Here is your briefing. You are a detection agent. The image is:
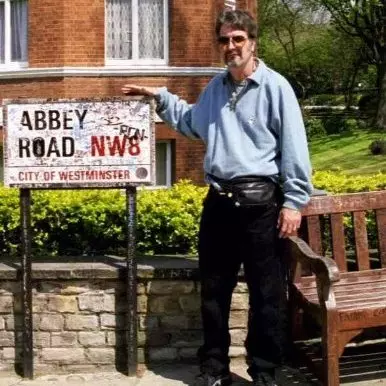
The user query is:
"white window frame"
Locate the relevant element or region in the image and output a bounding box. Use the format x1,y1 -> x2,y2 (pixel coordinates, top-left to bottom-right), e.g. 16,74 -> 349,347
155,140 -> 172,187
105,0 -> 169,67
0,0 -> 28,70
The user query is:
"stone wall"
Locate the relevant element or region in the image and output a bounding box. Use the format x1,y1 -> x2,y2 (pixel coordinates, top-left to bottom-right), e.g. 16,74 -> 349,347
0,256 -> 248,375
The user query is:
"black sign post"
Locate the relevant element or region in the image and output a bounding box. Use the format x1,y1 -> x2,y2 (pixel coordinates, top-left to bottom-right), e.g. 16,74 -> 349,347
20,188 -> 33,379
126,186 -> 137,376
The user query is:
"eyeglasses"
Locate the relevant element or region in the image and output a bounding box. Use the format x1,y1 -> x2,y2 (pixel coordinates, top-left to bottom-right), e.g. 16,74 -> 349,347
217,35 -> 248,47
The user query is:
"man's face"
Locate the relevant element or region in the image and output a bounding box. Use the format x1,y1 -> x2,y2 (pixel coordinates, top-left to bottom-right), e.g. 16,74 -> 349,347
218,24 -> 255,68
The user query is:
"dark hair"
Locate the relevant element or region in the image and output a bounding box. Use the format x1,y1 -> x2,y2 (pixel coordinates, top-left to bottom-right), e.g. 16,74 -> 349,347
215,10 -> 258,39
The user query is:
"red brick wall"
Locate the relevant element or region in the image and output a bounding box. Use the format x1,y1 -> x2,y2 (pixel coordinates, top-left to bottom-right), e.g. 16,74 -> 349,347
1,1 -> 257,185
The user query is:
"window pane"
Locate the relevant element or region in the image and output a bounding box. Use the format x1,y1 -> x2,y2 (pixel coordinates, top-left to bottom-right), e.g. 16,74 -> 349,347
11,0 -> 28,62
0,3 -> 4,64
138,0 -> 164,59
156,142 -> 167,185
106,0 -> 132,59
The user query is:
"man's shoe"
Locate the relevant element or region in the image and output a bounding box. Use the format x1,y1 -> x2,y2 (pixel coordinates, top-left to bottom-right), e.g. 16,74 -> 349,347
193,372 -> 232,386
252,372 -> 278,386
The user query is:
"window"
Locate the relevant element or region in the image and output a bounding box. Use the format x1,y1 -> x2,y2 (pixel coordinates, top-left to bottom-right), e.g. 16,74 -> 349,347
0,0 -> 28,68
156,140 -> 172,186
105,0 -> 168,65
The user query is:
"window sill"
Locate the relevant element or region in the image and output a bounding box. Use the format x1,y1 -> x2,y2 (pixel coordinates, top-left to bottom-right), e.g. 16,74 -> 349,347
0,65 -> 224,79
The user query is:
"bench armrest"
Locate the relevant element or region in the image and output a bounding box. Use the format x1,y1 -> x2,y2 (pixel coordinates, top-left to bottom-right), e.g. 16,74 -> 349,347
287,236 -> 340,283
286,236 -> 340,307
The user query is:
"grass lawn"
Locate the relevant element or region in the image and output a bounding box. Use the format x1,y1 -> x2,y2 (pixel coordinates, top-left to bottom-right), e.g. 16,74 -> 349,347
309,130 -> 386,175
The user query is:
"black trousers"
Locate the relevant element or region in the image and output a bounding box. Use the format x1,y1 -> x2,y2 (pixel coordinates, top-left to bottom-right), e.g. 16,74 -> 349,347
197,187 -> 288,379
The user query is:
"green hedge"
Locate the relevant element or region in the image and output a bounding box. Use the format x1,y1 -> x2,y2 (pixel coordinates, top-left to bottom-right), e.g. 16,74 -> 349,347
0,173 -> 384,257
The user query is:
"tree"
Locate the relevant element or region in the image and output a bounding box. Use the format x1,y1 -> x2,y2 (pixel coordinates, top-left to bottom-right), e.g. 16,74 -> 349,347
258,0 -> 367,101
313,0 -> 386,128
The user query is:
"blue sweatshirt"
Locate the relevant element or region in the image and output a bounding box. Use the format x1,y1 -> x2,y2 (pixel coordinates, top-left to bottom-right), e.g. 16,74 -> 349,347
156,60 -> 313,211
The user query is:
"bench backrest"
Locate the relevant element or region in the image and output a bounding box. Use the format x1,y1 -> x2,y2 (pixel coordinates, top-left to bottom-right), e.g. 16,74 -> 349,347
299,190 -> 386,273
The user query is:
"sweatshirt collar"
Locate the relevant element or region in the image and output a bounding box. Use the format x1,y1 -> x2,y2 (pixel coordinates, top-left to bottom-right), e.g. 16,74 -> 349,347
222,58 -> 265,86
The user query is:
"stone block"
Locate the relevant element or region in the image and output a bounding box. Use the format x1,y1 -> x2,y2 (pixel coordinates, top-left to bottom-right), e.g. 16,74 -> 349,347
40,314 -> 64,331
179,348 -> 198,359
100,313 -> 125,330
78,294 -> 115,312
85,348 -> 115,364
2,347 -> 18,360
188,316 -> 202,329
148,347 -> 178,361
147,281 -> 194,295
51,332 -> 78,347
106,331 -> 126,346
0,331 -> 14,346
137,295 -> 148,313
230,329 -> 247,346
229,311 -> 248,329
170,330 -> 203,348
41,348 -> 85,364
78,332 -> 106,347
149,296 -> 180,314
234,282 -> 248,293
0,316 -> 5,330
231,293 -> 249,310
160,315 -> 189,330
179,294 -> 200,313
47,295 -> 78,313
32,294 -> 48,312
65,315 -> 98,331
137,283 -> 146,294
33,332 -> 51,348
0,295 -> 14,313
140,331 -> 171,347
229,346 -> 246,358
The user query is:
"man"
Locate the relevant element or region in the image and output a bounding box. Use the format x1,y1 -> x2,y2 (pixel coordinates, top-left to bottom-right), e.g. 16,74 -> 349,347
122,9 -> 312,386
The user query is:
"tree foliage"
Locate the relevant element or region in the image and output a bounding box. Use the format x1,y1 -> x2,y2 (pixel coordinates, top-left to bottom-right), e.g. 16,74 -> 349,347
258,0 -> 369,101
310,0 -> 386,128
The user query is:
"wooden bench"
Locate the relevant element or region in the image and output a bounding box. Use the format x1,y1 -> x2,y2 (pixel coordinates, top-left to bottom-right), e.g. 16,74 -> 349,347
286,190 -> 386,386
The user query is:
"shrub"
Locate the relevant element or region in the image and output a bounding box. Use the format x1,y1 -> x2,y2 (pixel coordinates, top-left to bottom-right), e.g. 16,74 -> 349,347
322,115 -> 347,134
369,139 -> 386,155
304,118 -> 326,140
0,174 -> 384,257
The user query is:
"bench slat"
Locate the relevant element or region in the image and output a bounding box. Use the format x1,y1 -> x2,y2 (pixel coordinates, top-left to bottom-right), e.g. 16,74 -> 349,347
376,208 -> 386,268
300,281 -> 386,296
330,213 -> 347,272
303,190 -> 386,216
353,211 -> 370,270
306,216 -> 323,255
297,269 -> 386,288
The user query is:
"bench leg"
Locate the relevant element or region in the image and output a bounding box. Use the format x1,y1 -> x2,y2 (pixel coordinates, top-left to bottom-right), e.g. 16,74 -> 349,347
322,314 -> 340,386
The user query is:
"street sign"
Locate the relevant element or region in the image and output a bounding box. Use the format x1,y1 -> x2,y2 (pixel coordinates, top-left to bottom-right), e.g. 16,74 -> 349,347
2,97 -> 155,188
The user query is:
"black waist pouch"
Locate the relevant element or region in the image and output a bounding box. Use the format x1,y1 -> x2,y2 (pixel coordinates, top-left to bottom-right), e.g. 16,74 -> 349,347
209,175 -> 278,207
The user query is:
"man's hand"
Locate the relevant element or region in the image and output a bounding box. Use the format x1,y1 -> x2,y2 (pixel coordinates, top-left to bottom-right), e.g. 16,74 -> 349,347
277,207 -> 302,239
121,84 -> 161,96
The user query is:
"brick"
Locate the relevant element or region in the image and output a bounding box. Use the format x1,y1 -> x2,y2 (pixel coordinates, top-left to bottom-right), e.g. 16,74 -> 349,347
40,314 -> 64,331
41,348 -> 85,364
147,281 -> 194,295
148,347 -> 178,361
51,332 -> 78,347
78,332 -> 106,347
85,348 -> 115,363
78,294 -> 114,312
65,315 -> 98,331
47,295 -> 78,313
100,313 -> 125,330
0,296 -> 13,313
